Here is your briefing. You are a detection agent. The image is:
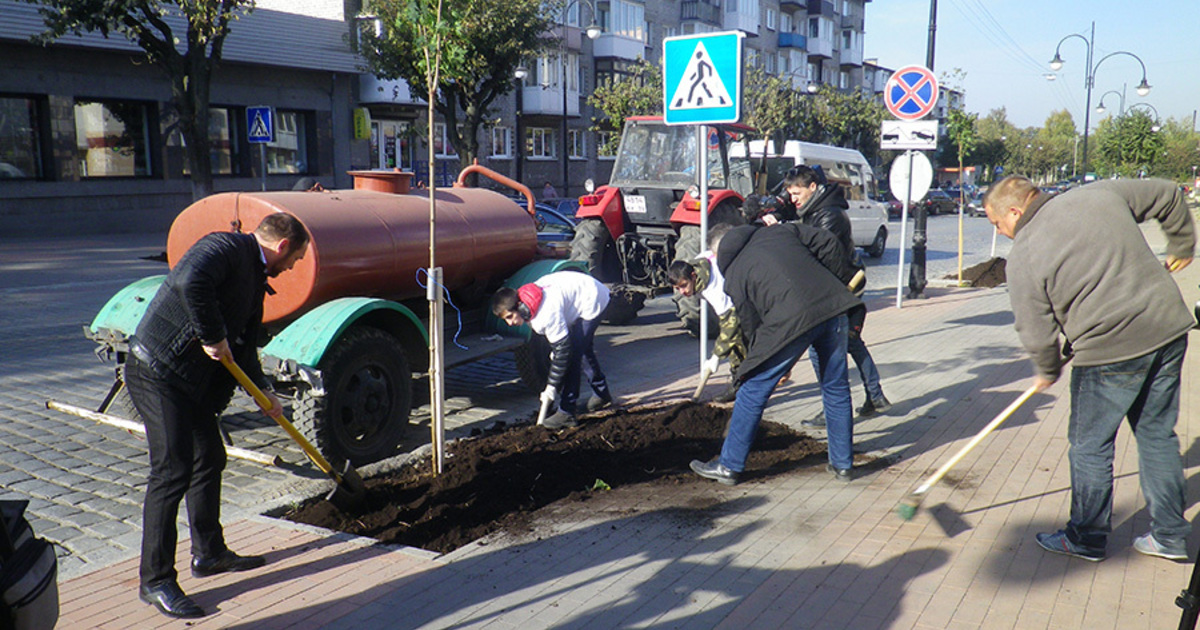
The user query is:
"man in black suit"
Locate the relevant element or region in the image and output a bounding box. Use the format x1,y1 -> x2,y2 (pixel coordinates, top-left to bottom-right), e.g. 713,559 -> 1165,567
125,212 -> 309,618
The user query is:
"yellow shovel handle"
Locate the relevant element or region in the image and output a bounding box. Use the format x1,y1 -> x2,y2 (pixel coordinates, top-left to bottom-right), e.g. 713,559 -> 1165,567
219,355 -> 339,478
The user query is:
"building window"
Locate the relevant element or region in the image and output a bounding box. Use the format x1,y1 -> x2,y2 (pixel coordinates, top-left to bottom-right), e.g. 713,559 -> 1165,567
0,95 -> 44,179
766,9 -> 776,30
526,127 -> 557,159
371,120 -> 413,170
839,70 -> 850,89
569,129 -> 586,159
842,29 -> 852,50
599,0 -> 645,42
595,58 -> 640,88
266,110 -> 309,174
781,14 -> 792,33
809,17 -> 819,38
183,106 -> 241,177
74,99 -> 153,178
597,131 -> 617,159
779,54 -> 789,75
492,126 -> 513,158
434,122 -> 459,158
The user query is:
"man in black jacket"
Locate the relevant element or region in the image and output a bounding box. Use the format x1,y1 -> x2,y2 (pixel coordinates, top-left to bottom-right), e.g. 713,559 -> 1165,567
125,212 -> 309,619
690,222 -> 862,485
773,166 -> 891,425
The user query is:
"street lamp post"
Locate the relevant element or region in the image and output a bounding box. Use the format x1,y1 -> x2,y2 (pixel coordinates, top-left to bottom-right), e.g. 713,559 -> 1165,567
1095,87 -> 1125,116
557,0 -> 600,199
514,65 -> 528,185
1048,21 -> 1151,179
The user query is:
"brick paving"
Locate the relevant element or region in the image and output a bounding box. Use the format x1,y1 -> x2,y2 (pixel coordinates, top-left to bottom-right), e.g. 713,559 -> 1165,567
9,224 -> 1200,627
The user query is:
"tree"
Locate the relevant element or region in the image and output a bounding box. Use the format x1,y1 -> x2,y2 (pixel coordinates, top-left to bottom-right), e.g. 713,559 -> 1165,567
945,108 -> 977,192
973,108 -> 1017,184
803,85 -> 885,162
587,58 -> 663,156
1094,110 -> 1165,178
359,0 -> 555,173
741,66 -> 796,190
23,0 -> 253,200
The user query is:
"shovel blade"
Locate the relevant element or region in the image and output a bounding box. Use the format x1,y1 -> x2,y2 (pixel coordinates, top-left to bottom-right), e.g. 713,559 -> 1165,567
325,460 -> 368,514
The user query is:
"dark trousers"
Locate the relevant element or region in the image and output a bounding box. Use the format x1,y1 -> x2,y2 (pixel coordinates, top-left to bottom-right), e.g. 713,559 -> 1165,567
559,317 -> 610,414
124,357 -> 229,587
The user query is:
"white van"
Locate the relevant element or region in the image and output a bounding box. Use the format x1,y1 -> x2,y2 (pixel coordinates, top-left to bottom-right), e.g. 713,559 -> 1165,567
731,140 -> 889,257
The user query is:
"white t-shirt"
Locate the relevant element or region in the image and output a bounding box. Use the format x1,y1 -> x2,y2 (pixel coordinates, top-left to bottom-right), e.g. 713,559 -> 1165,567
699,250 -> 733,317
528,271 -> 611,343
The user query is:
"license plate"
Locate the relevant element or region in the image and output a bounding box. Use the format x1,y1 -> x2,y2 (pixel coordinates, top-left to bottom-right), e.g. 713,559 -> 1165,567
624,195 -> 647,213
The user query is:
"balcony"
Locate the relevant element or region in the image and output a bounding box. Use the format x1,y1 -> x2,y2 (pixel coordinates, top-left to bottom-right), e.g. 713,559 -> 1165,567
592,33 -> 644,60
680,0 -> 721,25
778,32 -> 806,49
839,43 -> 863,67
359,75 -> 424,105
807,36 -> 834,59
520,85 -> 581,117
806,0 -> 834,17
779,0 -> 806,12
724,10 -> 759,35
841,13 -> 864,30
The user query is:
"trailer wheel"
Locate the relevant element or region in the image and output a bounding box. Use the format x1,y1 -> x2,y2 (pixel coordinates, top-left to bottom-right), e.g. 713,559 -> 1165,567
570,218 -> 618,282
294,326 -> 411,467
107,363 -> 144,423
672,225 -> 718,338
513,333 -> 551,392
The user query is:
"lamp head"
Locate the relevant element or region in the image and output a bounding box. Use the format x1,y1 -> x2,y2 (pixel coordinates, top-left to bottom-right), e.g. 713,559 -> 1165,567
585,23 -> 601,40
1095,103 -> 1106,114
1136,78 -> 1151,97
806,82 -> 820,94
1043,73 -> 1057,82
1049,53 -> 1064,71
514,65 -> 528,80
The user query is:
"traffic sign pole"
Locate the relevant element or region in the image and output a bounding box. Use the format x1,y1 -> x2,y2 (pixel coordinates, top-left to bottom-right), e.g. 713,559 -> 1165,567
260,144 -> 266,192
897,151 -> 914,308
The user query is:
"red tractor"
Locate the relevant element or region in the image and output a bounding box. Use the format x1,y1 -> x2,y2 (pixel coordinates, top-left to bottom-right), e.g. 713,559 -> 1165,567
570,116 -> 754,332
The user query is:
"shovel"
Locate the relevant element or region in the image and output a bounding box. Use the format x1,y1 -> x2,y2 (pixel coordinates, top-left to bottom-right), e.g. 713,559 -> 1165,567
219,356 -> 367,513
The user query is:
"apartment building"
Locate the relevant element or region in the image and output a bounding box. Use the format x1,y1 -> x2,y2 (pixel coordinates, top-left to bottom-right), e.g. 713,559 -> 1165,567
0,0 -> 878,234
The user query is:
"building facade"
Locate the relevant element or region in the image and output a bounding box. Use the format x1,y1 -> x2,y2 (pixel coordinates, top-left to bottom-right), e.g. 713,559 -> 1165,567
1,0 -> 889,235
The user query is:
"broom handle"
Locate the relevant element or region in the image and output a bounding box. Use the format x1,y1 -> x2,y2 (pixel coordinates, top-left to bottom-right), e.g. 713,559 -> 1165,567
912,384 -> 1038,495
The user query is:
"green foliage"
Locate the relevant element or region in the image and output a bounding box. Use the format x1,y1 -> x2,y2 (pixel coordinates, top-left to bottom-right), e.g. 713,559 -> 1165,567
358,0 -> 555,166
802,86 -> 887,163
587,58 -> 663,155
944,108 -> 977,177
22,0 -> 255,198
1094,111 -> 1166,178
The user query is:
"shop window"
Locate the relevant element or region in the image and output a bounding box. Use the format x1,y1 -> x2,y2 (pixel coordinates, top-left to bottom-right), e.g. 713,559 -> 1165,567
74,99 -> 153,177
0,95 -> 44,179
266,110 -> 309,174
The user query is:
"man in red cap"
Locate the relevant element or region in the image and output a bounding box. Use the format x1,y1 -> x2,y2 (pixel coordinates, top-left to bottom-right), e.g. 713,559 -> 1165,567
492,271 -> 614,428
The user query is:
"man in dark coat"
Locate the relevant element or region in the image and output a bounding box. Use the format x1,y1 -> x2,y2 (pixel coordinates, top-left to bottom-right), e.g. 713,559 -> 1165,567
690,221 -> 862,485
779,165 -> 892,425
125,212 -> 309,618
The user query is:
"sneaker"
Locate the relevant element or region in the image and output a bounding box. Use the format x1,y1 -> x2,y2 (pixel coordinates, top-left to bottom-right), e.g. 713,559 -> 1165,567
826,463 -> 854,482
1133,533 -> 1188,561
586,395 -> 614,412
1035,530 -> 1105,562
689,458 -> 738,485
801,411 -> 826,428
542,410 -> 578,429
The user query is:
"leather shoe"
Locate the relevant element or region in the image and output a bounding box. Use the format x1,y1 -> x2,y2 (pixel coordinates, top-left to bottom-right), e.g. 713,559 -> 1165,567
139,581 -> 205,619
826,463 -> 854,482
690,458 -> 739,485
191,549 -> 267,578
713,383 -> 739,403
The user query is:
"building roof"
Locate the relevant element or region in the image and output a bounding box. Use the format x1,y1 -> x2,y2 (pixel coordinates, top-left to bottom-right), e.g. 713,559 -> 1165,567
0,0 -> 361,73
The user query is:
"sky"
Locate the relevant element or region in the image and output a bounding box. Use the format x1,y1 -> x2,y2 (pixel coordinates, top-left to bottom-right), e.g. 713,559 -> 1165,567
863,0 -> 1200,132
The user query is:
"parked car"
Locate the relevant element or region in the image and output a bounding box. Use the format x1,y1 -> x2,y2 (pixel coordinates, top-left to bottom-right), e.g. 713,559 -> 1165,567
967,191 -> 987,217
542,197 -> 580,217
921,189 -> 959,215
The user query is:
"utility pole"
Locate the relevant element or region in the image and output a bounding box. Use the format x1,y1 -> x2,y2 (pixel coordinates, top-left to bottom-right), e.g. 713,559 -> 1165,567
908,0 -> 937,299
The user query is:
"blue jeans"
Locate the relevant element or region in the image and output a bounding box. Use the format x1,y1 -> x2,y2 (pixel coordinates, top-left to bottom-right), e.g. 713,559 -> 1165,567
558,317 -> 610,414
1064,334 -> 1189,552
810,333 -> 883,402
720,314 -> 852,472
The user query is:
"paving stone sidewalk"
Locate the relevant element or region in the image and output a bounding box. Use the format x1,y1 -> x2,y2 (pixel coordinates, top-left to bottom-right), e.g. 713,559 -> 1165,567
53,238 -> 1200,629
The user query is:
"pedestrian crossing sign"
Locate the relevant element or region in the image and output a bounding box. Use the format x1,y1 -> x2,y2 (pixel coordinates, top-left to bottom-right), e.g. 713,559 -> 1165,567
247,106 -> 275,144
663,31 -> 743,125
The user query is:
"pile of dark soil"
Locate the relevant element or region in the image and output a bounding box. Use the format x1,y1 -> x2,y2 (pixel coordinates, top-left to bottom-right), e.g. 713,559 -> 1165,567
280,401 -> 824,554
950,257 -> 1007,288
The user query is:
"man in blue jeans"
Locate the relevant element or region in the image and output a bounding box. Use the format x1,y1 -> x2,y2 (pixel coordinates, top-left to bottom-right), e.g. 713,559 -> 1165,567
690,222 -> 861,484
985,176 -> 1195,562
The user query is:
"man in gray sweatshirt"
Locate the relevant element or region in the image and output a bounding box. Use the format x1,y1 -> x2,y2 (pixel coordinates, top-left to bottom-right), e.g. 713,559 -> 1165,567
985,176 -> 1195,562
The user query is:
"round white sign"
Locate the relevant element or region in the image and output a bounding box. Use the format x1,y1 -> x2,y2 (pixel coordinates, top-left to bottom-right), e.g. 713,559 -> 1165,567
889,152 -> 934,204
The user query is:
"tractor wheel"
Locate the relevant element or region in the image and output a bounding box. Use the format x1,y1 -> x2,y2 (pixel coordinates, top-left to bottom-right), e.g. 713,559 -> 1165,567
513,333 -> 551,392
866,226 -> 887,258
570,218 -> 617,282
294,326 -> 411,467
